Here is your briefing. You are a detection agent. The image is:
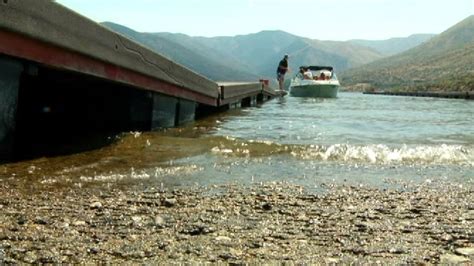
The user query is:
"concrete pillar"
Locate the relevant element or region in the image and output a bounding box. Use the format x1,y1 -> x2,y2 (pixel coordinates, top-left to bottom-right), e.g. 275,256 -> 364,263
176,99 -> 196,126
242,96 -> 257,107
241,97 -> 251,107
251,96 -> 257,106
0,57 -> 23,160
229,101 -> 241,110
152,93 -> 177,129
129,90 -> 153,131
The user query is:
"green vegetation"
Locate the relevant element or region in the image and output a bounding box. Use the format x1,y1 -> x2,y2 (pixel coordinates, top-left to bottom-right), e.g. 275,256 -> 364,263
341,16 -> 474,92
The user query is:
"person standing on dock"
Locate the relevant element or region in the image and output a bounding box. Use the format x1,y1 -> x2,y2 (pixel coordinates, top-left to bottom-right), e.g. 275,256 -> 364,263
276,54 -> 289,91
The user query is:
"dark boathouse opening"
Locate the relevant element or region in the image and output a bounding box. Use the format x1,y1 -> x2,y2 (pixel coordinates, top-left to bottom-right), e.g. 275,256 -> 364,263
13,62 -> 153,160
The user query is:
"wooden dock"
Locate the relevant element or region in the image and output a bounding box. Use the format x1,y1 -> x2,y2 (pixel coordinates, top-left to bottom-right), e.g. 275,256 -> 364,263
0,0 -> 281,161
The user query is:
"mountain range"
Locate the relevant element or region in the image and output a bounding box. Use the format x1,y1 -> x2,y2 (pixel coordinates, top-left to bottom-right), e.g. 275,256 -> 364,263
340,15 -> 474,92
348,34 -> 435,56
102,23 -> 427,80
102,15 -> 473,92
103,22 -> 390,82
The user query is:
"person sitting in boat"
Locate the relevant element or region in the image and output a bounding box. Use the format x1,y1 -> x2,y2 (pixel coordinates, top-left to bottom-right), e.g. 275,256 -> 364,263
296,67 -> 305,79
303,68 -> 313,79
323,70 -> 332,80
318,72 -> 325,80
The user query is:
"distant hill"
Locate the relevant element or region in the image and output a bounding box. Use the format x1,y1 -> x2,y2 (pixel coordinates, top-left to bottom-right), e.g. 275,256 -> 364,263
102,22 -> 259,82
340,15 -> 474,92
349,34 -> 435,56
159,30 -> 384,78
102,22 -> 384,83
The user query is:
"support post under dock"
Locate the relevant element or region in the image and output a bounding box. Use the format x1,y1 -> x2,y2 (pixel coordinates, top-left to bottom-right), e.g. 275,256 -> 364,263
0,57 -> 22,161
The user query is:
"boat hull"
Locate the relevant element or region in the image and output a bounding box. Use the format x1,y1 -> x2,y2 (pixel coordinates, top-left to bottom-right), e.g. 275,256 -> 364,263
290,84 -> 339,98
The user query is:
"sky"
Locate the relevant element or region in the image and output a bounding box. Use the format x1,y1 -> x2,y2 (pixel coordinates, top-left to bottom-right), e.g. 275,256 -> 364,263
56,0 -> 473,41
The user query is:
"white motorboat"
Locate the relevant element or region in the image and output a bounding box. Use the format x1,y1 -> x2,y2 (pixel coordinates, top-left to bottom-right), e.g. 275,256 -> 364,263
289,66 -> 340,98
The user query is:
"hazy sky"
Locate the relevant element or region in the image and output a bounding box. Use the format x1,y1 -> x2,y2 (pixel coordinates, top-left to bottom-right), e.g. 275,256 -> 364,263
56,0 -> 473,41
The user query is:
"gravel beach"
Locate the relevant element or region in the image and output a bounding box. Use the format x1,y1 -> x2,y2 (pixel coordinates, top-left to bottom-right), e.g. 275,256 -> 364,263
0,180 -> 473,264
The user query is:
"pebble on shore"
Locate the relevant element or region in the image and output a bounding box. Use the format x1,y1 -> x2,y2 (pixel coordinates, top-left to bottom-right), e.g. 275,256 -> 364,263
0,181 -> 472,264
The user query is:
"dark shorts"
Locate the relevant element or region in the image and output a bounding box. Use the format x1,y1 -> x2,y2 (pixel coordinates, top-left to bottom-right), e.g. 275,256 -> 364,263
277,72 -> 285,81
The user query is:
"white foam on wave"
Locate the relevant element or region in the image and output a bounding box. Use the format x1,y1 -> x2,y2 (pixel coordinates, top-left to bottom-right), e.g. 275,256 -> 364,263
79,165 -> 203,182
296,144 -> 474,166
211,146 -> 251,155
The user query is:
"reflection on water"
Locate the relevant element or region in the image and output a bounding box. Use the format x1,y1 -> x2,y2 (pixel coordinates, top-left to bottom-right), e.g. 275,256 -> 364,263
1,92 -> 473,192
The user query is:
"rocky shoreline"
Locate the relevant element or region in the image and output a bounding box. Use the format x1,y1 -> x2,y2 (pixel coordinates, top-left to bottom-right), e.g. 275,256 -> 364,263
0,181 -> 473,264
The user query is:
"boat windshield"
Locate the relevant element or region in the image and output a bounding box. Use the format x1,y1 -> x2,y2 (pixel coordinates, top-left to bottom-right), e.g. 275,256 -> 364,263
294,67 -> 337,81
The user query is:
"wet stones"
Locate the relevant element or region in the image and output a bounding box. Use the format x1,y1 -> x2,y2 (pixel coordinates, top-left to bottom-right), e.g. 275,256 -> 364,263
163,198 -> 177,207
180,224 -> 216,236
17,216 -> 27,225
153,215 -> 165,227
0,181 -> 472,264
440,253 -> 471,264
34,217 -> 49,225
261,202 -> 272,211
455,247 -> 474,256
89,202 -> 103,209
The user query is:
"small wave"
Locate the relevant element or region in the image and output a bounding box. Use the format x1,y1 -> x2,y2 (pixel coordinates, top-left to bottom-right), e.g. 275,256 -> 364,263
207,136 -> 473,166
79,165 -> 203,182
295,144 -> 473,166
211,146 -> 250,155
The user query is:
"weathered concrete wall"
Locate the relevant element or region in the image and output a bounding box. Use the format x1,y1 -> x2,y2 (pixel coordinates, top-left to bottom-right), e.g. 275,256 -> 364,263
13,65 -> 161,159
152,94 -> 178,129
218,82 -> 262,101
151,95 -> 196,128
176,99 -> 196,126
0,57 -> 22,160
242,96 -> 258,107
129,90 -> 153,130
0,0 -> 219,100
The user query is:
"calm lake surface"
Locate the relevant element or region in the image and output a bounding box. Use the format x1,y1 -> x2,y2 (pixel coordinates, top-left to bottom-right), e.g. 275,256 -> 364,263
2,92 -> 473,191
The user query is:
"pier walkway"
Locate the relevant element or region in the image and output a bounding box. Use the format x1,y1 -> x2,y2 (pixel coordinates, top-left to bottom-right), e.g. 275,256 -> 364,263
0,0 -> 281,160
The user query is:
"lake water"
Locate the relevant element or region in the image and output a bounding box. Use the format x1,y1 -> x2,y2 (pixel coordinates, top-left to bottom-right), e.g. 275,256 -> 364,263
1,92 -> 473,191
